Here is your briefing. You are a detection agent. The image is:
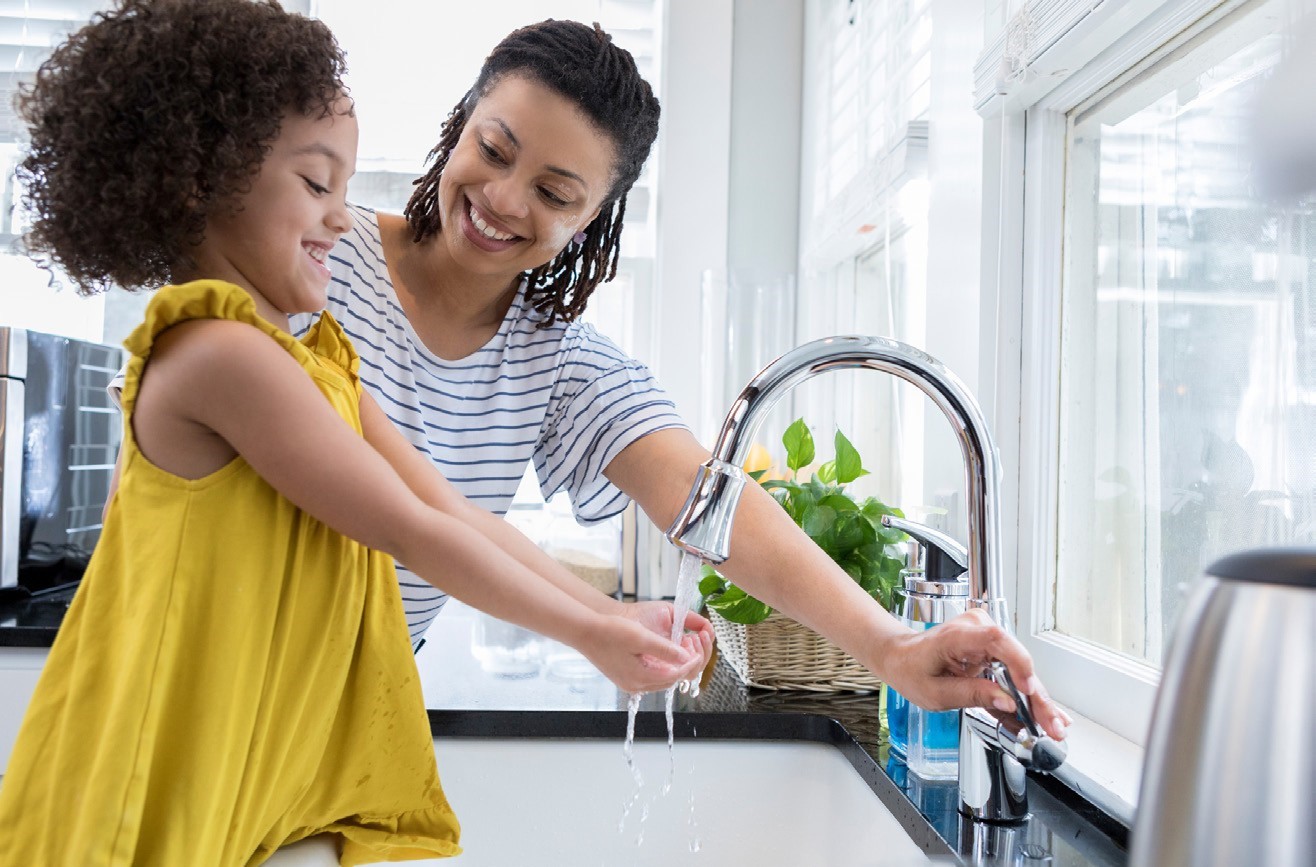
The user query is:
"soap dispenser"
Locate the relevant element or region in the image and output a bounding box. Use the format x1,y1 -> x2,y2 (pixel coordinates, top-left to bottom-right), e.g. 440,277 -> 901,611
881,515 -> 969,779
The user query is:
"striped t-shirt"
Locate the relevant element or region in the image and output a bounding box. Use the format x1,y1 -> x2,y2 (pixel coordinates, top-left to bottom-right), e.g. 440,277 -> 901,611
290,204 -> 686,643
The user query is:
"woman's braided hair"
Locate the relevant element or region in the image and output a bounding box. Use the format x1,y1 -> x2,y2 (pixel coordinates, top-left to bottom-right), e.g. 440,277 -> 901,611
404,19 -> 660,326
16,0 -> 348,294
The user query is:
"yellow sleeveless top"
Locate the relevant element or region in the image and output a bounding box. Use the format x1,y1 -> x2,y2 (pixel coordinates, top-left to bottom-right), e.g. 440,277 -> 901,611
0,281 -> 461,866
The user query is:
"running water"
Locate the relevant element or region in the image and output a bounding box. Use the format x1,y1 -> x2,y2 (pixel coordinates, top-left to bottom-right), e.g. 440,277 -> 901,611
618,692 -> 644,833
663,552 -> 706,791
619,551 -> 708,847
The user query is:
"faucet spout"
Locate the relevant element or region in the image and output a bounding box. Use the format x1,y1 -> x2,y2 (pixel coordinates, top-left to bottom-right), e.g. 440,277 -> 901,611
666,335 -> 1007,619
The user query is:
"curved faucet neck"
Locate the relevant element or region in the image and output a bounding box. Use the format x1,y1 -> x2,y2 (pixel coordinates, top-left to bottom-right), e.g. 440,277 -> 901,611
707,335 -> 1007,613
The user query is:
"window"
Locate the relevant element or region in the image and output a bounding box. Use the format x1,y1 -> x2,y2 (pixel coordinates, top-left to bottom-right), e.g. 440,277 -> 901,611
0,0 -> 153,345
1058,19 -> 1299,669
988,0 -> 1299,746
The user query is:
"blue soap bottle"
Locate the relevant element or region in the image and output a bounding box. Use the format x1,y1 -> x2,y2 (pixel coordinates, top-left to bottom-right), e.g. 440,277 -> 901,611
881,516 -> 969,780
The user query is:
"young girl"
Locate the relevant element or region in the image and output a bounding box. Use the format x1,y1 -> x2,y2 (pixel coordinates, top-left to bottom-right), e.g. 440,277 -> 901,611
0,2 -> 707,864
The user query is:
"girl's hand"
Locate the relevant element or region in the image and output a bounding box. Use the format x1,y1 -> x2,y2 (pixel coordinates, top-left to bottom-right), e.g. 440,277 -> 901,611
576,615 -> 705,694
619,600 -> 715,673
879,608 -> 1072,741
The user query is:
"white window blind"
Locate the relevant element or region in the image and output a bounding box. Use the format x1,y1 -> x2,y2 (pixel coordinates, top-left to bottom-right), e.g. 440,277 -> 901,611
804,0 -> 931,263
795,0 -> 935,518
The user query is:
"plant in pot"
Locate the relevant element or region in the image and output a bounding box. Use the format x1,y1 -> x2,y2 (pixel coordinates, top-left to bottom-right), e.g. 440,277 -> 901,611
698,418 -> 907,692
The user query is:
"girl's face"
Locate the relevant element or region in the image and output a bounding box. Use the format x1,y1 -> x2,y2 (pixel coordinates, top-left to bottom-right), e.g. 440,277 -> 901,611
190,99 -> 358,322
437,75 -> 617,281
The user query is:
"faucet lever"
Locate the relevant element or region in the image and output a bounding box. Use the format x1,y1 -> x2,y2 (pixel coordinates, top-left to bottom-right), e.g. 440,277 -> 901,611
989,661 -> 1047,741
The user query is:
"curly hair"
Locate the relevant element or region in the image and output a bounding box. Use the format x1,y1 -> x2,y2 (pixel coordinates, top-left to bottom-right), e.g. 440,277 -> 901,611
404,19 -> 661,326
16,0 -> 348,295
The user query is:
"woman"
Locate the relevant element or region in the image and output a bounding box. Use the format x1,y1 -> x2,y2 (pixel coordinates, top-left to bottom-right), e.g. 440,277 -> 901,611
307,18 -> 1070,736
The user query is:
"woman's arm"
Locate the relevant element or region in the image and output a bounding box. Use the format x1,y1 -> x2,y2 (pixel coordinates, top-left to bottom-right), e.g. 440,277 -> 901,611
604,427 -> 1071,738
137,319 -> 698,693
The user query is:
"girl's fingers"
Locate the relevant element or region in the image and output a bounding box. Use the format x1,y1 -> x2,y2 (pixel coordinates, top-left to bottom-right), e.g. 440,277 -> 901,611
632,624 -> 694,667
681,609 -> 712,631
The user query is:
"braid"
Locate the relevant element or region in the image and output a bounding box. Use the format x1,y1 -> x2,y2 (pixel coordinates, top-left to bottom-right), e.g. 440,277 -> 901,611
402,20 -> 660,327
403,96 -> 467,243
523,196 -> 627,323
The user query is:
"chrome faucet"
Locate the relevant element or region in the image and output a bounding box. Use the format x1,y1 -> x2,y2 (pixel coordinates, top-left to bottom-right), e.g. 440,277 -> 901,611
665,335 -> 1065,823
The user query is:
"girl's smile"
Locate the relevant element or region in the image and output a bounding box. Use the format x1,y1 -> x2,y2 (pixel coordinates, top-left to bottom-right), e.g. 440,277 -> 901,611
186,99 -> 358,327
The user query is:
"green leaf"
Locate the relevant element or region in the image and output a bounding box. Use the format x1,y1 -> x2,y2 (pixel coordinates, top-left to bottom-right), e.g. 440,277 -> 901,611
818,493 -> 859,513
802,504 -> 837,537
698,566 -> 727,598
782,418 -> 815,472
832,512 -> 874,554
744,417 -> 909,617
817,460 -> 837,484
747,469 -> 767,482
705,583 -> 774,624
834,430 -> 864,484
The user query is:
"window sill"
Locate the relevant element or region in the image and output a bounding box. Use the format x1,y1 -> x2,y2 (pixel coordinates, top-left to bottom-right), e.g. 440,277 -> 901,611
1051,702 -> 1142,827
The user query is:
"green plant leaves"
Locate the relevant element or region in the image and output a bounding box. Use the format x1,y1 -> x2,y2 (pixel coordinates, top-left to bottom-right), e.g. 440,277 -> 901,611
783,418 -> 815,471
834,430 -> 866,484
704,582 -> 774,624
696,418 -> 910,625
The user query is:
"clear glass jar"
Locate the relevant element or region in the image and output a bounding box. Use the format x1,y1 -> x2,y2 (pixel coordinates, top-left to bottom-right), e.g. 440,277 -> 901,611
539,495 -> 621,597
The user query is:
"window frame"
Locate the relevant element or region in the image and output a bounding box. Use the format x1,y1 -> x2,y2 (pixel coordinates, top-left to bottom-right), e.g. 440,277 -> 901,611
982,0 -> 1269,748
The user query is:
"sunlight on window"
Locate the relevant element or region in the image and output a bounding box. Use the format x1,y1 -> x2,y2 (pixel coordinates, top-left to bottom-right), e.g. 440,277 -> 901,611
1057,30 -> 1314,667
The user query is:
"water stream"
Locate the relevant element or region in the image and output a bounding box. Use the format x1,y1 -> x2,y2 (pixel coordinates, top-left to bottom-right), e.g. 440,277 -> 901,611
620,550 -> 707,848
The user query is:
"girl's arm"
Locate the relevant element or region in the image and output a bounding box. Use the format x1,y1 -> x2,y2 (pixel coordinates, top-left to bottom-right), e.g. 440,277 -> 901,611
357,390 -> 714,656
136,319 -> 698,693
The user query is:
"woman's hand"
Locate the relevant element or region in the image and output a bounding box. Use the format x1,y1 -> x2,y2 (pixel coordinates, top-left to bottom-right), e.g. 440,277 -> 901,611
575,614 -> 706,694
879,609 -> 1072,740
618,600 -> 715,672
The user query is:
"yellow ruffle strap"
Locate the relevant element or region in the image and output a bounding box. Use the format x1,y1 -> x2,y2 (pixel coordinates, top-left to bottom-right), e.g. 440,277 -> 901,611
118,280 -> 360,413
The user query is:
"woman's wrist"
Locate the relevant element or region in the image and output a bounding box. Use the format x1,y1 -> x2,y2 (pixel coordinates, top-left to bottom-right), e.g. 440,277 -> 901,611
862,609 -> 919,686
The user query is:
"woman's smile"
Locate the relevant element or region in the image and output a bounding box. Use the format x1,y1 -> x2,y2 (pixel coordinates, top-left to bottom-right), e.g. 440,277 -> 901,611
461,195 -> 523,251
438,75 -> 614,279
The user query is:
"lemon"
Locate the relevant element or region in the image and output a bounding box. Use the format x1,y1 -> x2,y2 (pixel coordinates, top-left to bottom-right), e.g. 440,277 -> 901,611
743,442 -> 774,475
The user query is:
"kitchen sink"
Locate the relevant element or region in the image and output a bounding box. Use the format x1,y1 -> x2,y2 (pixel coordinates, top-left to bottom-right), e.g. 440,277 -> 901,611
267,711 -> 947,866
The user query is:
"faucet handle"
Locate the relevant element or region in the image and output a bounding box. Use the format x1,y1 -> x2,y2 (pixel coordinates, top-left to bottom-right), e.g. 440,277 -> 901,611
881,515 -> 968,582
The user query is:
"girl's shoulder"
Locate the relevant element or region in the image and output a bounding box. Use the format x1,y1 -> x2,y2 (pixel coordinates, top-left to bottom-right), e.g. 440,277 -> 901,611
127,281 -> 279,358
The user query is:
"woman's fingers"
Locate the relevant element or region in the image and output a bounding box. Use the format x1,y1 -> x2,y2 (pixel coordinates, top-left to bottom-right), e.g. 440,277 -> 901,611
924,612 -> 1069,741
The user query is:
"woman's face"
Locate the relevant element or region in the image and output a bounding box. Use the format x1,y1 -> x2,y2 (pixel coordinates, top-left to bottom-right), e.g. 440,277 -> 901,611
437,74 -> 617,281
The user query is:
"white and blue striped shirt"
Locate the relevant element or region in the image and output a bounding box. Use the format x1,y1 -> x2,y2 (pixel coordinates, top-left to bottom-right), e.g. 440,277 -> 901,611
291,205 -> 685,643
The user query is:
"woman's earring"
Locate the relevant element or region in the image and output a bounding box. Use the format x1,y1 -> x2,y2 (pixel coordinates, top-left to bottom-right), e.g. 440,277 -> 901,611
572,231 -> 587,246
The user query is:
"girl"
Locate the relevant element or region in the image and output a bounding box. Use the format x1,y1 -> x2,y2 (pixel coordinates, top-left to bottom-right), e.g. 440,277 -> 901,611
299,18 -> 1072,734
0,2 -> 707,865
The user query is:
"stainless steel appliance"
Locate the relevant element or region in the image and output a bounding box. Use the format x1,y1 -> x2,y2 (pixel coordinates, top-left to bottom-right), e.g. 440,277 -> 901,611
1130,547 -> 1316,866
0,326 -> 125,595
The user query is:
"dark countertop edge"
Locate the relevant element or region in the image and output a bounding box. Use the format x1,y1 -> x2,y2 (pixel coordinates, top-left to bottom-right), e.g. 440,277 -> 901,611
427,708 -> 958,860
1032,769 -> 1131,850
0,625 -> 58,647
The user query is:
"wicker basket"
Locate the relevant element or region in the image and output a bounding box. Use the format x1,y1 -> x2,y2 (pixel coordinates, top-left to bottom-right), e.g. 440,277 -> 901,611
709,609 -> 882,693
